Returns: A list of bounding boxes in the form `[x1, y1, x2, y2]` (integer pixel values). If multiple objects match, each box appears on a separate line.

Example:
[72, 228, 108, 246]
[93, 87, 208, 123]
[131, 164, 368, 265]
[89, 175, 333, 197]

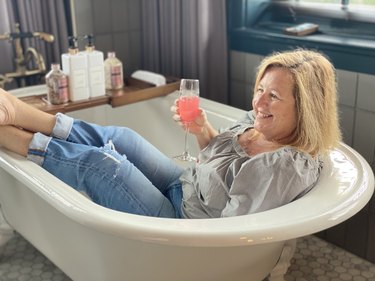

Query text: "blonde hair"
[253, 49, 341, 156]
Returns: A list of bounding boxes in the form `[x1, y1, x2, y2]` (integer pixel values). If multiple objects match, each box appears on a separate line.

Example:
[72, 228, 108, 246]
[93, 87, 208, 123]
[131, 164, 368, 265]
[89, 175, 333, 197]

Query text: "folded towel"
[131, 70, 166, 86]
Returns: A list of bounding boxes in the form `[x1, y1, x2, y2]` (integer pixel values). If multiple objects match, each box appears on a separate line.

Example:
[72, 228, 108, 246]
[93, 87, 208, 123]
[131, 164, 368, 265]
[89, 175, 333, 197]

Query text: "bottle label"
[57, 77, 69, 101]
[111, 65, 123, 88]
[90, 66, 104, 85]
[72, 69, 87, 88]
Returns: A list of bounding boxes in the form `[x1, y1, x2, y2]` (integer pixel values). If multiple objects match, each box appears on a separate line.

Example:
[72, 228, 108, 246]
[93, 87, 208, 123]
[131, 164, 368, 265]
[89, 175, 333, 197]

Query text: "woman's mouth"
[257, 112, 273, 119]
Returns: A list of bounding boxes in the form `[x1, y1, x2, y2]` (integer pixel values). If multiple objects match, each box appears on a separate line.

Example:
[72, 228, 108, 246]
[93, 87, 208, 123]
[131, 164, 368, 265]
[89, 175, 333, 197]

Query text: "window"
[351, 0, 375, 5]
[296, 0, 375, 7]
[286, 0, 375, 23]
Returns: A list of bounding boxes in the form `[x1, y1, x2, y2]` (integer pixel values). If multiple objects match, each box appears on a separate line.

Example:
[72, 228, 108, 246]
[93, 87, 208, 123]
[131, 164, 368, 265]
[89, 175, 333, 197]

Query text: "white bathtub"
[0, 88, 374, 281]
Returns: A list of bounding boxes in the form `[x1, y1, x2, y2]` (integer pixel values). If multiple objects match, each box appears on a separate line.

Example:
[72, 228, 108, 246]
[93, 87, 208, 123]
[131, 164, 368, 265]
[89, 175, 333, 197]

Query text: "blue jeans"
[27, 113, 184, 218]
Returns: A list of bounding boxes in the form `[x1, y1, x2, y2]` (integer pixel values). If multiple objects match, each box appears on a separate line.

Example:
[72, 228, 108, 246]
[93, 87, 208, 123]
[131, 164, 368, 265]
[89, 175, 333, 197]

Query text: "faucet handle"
[0, 31, 54, 43]
[33, 32, 54, 43]
[0, 32, 11, 41]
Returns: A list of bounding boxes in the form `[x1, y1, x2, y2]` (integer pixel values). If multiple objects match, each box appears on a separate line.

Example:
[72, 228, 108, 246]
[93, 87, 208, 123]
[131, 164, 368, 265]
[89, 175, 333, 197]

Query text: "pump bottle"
[61, 36, 89, 101]
[83, 35, 105, 98]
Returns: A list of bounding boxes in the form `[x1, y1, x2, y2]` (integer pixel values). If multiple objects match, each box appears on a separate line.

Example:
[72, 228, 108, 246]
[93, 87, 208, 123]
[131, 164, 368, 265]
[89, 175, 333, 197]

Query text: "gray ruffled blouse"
[180, 111, 322, 219]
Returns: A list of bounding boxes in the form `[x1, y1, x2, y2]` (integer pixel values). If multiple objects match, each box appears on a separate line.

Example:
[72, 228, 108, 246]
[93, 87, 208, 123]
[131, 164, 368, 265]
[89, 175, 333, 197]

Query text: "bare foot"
[0, 89, 16, 126]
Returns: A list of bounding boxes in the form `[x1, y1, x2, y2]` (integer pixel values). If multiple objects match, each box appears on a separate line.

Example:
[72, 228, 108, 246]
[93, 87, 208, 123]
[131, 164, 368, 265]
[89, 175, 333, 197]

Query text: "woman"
[0, 49, 341, 219]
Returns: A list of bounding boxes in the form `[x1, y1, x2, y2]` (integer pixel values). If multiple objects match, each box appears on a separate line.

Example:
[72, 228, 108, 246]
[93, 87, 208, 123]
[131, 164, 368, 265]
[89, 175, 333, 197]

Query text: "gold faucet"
[0, 23, 54, 88]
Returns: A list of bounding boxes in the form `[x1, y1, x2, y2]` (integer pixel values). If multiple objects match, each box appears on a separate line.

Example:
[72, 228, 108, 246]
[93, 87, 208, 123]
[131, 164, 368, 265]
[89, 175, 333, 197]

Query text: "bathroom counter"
[19, 77, 180, 114]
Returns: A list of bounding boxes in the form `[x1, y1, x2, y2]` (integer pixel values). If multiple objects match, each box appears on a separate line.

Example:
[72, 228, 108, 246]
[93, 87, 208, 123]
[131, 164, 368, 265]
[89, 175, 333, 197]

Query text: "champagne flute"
[174, 79, 200, 162]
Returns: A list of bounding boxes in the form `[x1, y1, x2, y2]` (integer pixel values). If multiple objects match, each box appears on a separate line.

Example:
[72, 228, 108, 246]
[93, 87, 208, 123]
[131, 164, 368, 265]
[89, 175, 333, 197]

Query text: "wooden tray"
[20, 77, 180, 114]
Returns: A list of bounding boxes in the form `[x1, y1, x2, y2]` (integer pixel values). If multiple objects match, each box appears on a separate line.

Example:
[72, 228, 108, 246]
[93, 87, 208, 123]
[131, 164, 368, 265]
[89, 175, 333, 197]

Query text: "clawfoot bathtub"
[0, 88, 374, 281]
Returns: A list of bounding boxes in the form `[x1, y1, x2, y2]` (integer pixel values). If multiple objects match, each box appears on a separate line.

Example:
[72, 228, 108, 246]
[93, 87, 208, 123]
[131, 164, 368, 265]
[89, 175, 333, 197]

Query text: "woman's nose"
[253, 92, 267, 107]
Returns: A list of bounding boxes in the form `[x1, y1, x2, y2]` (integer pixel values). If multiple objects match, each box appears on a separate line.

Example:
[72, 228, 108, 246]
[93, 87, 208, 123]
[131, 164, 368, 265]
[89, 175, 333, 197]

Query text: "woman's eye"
[270, 93, 279, 100]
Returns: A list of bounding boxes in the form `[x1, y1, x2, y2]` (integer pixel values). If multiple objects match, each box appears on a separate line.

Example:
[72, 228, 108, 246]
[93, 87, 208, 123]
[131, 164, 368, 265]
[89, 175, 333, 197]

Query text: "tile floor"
[0, 232, 374, 281]
[286, 236, 375, 281]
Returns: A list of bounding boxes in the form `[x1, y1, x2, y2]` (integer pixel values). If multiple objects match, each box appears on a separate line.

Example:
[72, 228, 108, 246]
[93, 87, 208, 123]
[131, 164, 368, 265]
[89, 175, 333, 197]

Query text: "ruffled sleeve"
[221, 148, 321, 217]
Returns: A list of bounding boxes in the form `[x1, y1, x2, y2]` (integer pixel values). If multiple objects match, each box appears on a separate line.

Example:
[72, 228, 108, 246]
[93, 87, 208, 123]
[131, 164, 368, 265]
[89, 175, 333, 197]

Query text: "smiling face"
[252, 67, 297, 143]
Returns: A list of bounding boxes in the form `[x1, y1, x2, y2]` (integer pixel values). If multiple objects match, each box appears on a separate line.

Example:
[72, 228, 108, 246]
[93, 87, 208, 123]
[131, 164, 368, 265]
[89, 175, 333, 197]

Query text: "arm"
[171, 100, 219, 150]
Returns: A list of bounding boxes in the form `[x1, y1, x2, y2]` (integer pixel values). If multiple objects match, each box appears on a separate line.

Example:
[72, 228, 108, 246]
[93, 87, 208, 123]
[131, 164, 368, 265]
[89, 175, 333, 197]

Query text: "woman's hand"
[170, 99, 207, 136]
[171, 99, 218, 149]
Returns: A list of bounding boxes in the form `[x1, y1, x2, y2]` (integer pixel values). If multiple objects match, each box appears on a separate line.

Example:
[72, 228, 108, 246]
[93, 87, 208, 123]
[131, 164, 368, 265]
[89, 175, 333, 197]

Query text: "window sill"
[229, 26, 375, 75]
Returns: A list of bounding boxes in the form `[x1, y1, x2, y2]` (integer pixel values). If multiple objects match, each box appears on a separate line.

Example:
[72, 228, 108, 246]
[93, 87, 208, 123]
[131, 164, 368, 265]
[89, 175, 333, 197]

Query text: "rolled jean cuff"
[27, 132, 52, 166]
[51, 113, 73, 140]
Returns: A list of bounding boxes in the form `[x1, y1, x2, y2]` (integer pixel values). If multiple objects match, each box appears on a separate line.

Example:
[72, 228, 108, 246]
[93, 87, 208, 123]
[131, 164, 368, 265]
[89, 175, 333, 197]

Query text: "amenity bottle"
[45, 63, 69, 104]
[104, 52, 124, 90]
[61, 36, 89, 101]
[83, 35, 105, 98]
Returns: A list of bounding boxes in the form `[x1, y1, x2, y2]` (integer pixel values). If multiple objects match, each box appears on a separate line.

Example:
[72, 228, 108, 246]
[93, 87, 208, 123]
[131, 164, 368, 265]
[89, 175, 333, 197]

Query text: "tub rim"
[0, 140, 373, 248]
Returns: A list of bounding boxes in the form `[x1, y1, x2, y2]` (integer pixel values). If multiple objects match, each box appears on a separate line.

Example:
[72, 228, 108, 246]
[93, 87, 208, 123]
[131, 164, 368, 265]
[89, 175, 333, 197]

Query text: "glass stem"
[183, 123, 190, 156]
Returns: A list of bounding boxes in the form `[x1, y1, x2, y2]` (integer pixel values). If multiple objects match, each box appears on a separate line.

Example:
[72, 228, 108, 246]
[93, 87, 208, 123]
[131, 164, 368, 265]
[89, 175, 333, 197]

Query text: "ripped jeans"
[27, 113, 184, 218]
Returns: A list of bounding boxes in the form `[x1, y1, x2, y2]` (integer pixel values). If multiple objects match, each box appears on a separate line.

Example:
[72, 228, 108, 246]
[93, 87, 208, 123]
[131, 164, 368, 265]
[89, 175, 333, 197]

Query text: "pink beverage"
[179, 95, 200, 122]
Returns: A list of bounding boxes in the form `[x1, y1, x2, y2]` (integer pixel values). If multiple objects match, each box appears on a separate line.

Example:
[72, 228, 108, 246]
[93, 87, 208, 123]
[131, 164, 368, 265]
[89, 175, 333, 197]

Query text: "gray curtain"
[16, 0, 69, 66]
[0, 0, 69, 89]
[141, 0, 229, 104]
[0, 0, 15, 76]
